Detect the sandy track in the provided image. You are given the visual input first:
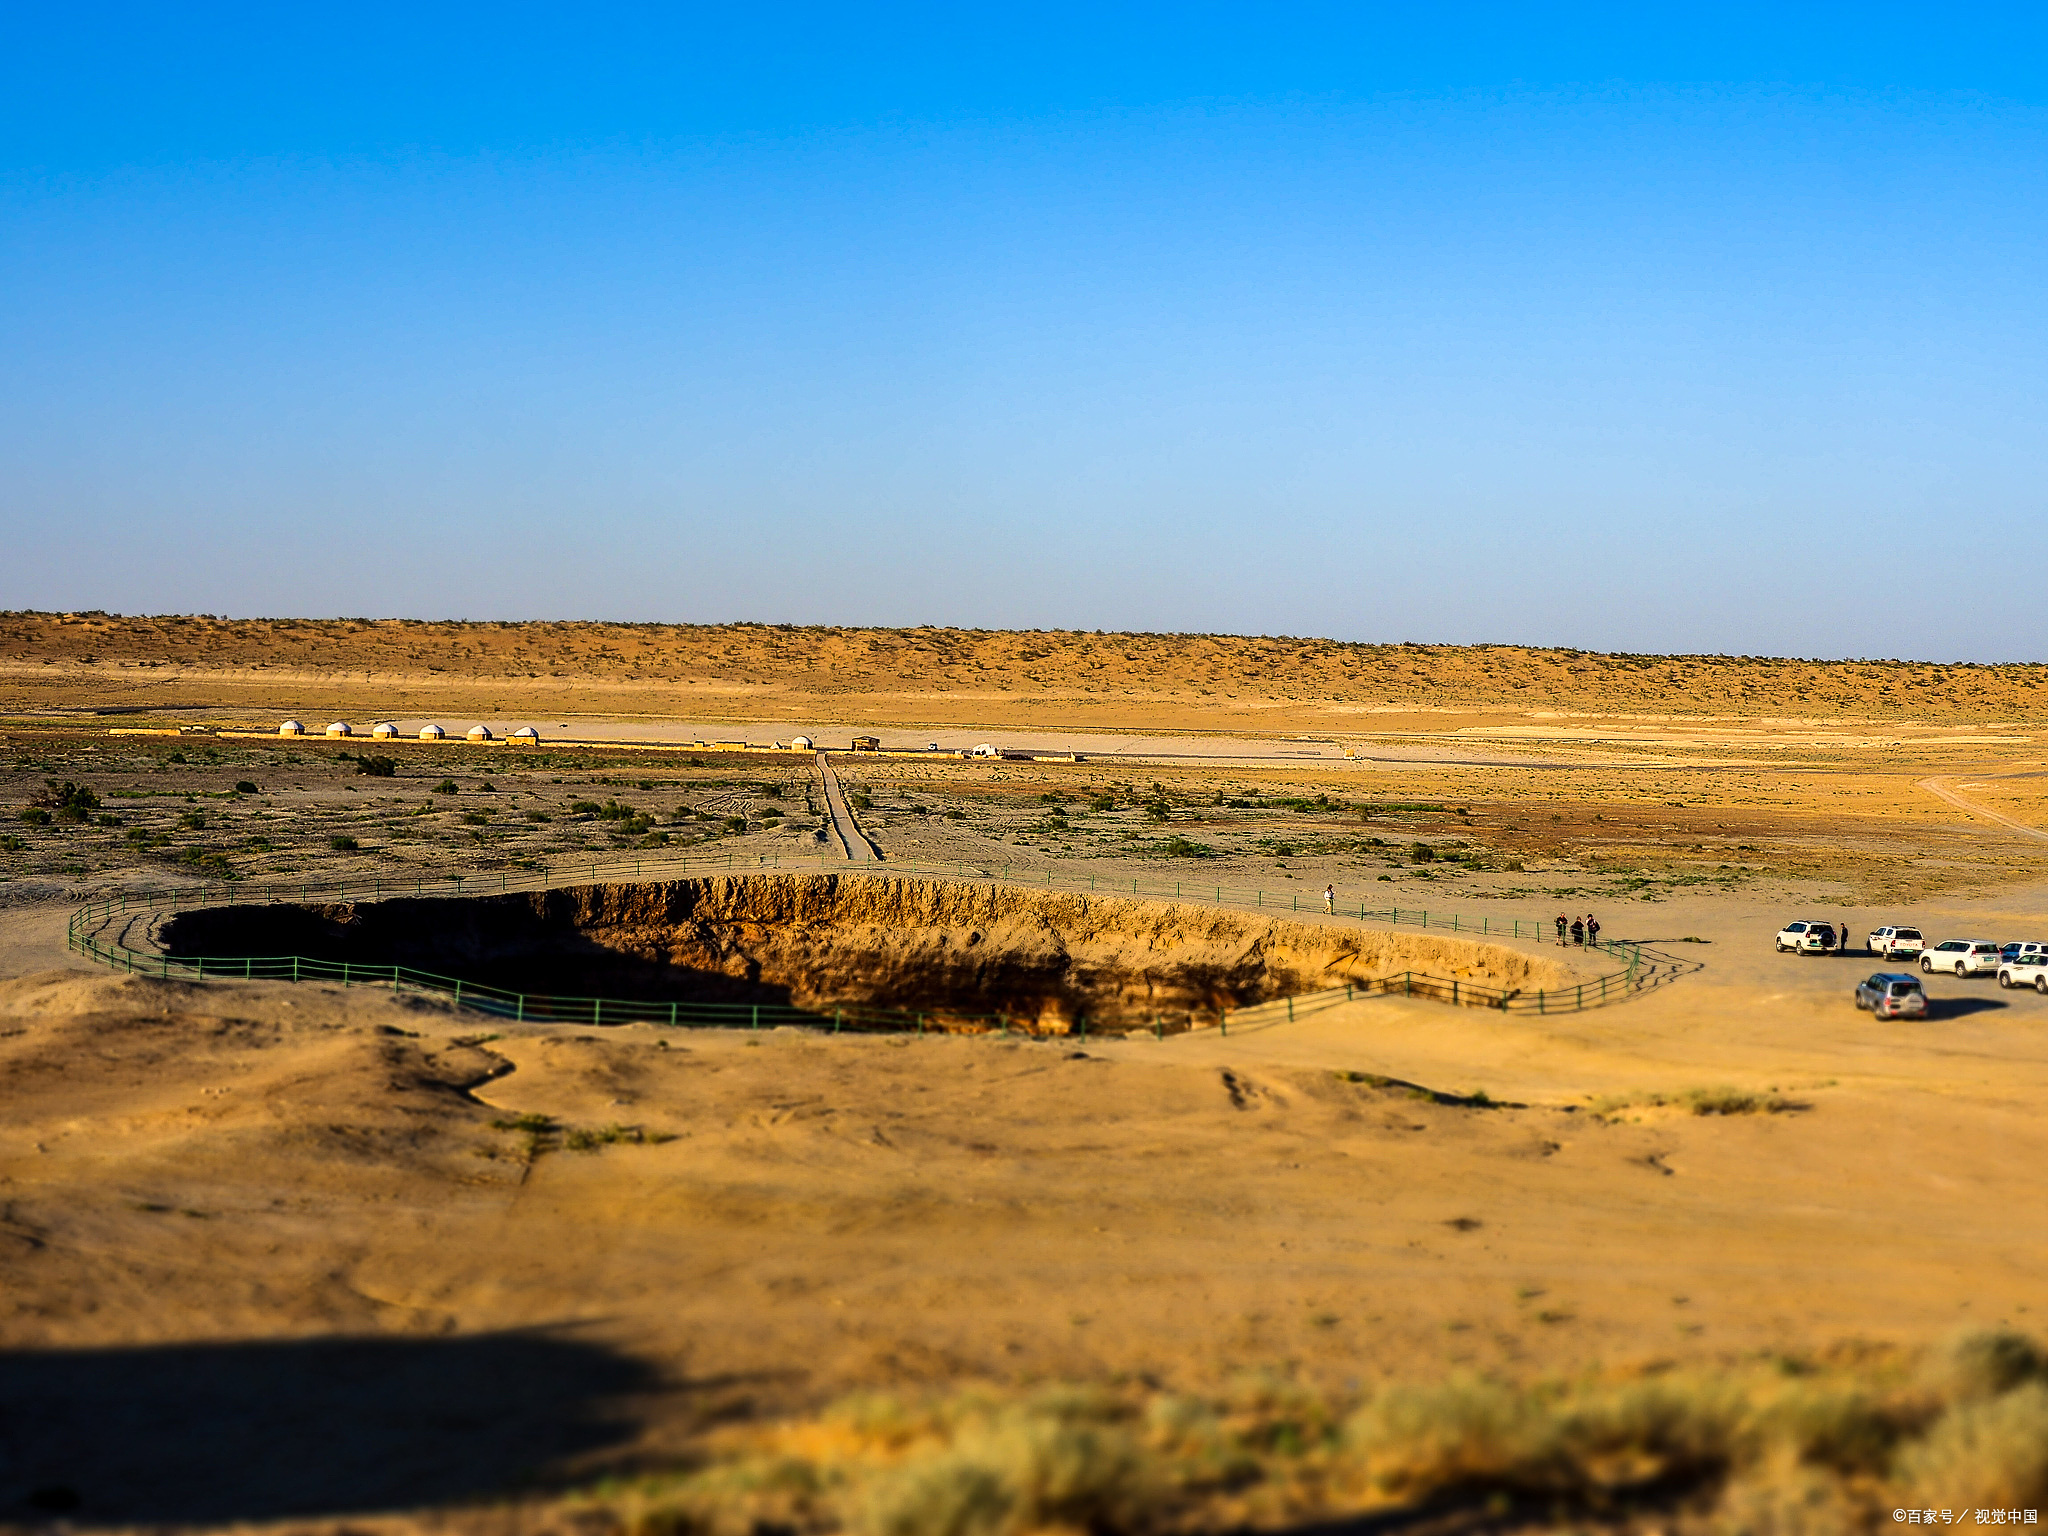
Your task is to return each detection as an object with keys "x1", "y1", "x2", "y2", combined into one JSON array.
[
  {"x1": 1920, "y1": 775, "x2": 2048, "y2": 844},
  {"x1": 815, "y1": 750, "x2": 877, "y2": 861}
]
